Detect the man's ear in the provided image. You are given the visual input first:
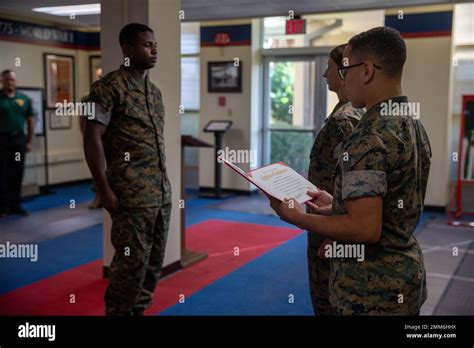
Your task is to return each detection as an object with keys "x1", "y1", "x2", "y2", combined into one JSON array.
[
  {"x1": 362, "y1": 62, "x2": 376, "y2": 84},
  {"x1": 121, "y1": 43, "x2": 131, "y2": 58},
  {"x1": 121, "y1": 45, "x2": 132, "y2": 67}
]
